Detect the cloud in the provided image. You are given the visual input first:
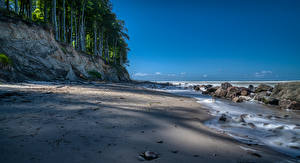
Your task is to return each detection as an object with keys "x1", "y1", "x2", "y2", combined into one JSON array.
[
  {"x1": 203, "y1": 74, "x2": 208, "y2": 78},
  {"x1": 134, "y1": 73, "x2": 148, "y2": 77},
  {"x1": 155, "y1": 72, "x2": 161, "y2": 75},
  {"x1": 167, "y1": 74, "x2": 176, "y2": 77},
  {"x1": 255, "y1": 70, "x2": 272, "y2": 77},
  {"x1": 180, "y1": 72, "x2": 186, "y2": 75}
]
